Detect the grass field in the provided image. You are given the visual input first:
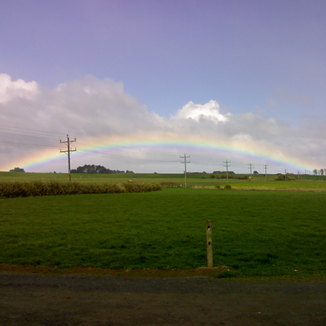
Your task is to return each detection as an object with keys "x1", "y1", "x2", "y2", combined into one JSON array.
[
  {"x1": 1, "y1": 171, "x2": 326, "y2": 190},
  {"x1": 0, "y1": 178, "x2": 325, "y2": 277}
]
